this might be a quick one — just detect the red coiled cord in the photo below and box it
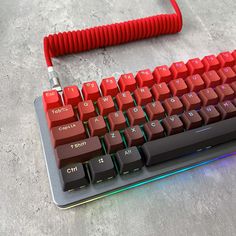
[44,0,182,67]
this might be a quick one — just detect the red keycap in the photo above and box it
[181,92,201,111]
[43,90,62,112]
[51,121,86,147]
[199,106,221,125]
[135,69,155,88]
[163,97,184,116]
[151,83,171,101]
[169,78,188,96]
[97,96,116,116]
[82,81,101,101]
[162,115,184,135]
[233,65,236,74]
[202,70,221,87]
[170,61,189,79]
[143,121,165,141]
[124,126,145,147]
[186,74,205,92]
[108,111,127,131]
[127,106,146,126]
[218,67,236,84]
[217,101,236,119]
[116,91,134,111]
[145,101,165,121]
[186,58,205,75]
[198,88,219,106]
[202,55,220,71]
[78,100,97,121]
[231,81,236,93]
[181,110,202,130]
[217,52,235,67]
[153,65,172,83]
[88,116,107,137]
[47,105,76,128]
[232,50,236,60]
[100,77,119,96]
[118,73,137,92]
[133,87,153,106]
[104,131,124,153]
[215,84,235,102]
[63,85,82,107]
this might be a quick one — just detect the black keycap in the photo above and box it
[142,116,236,166]
[88,155,116,183]
[116,147,144,174]
[60,163,89,191]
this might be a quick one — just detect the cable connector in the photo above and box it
[48,67,62,92]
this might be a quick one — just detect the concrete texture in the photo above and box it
[0,0,236,235]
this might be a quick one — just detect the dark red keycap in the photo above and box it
[145,101,165,121]
[169,78,188,96]
[144,121,165,141]
[100,77,119,97]
[151,83,171,101]
[234,98,236,106]
[97,96,116,116]
[162,115,184,135]
[186,74,205,92]
[218,67,236,84]
[202,70,221,88]
[231,81,236,93]
[199,106,221,124]
[170,61,189,79]
[108,111,127,131]
[78,100,97,121]
[124,126,145,147]
[43,90,62,112]
[133,87,153,106]
[127,106,146,126]
[217,52,235,67]
[181,110,202,130]
[202,55,220,71]
[82,81,101,101]
[104,131,124,153]
[51,121,86,147]
[215,84,235,102]
[116,91,134,111]
[181,92,201,111]
[47,105,76,128]
[198,88,219,106]
[88,116,107,137]
[217,101,236,119]
[136,69,155,88]
[163,97,184,116]
[63,85,82,107]
[118,73,137,92]
[186,58,205,75]
[153,65,172,83]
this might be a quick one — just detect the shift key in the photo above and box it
[55,137,102,168]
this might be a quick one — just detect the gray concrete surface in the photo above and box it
[0,0,236,235]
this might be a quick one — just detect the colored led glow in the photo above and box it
[64,152,236,209]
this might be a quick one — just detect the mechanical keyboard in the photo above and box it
[35,50,236,208]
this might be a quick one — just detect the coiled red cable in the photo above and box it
[44,0,182,67]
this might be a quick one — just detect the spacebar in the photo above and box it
[142,117,236,166]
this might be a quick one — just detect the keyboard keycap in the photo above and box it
[144,121,165,141]
[145,101,165,121]
[181,92,201,111]
[116,147,143,174]
[232,50,236,60]
[97,96,116,116]
[169,78,188,96]
[142,117,236,166]
[63,85,82,107]
[199,105,221,124]
[118,73,137,92]
[153,65,172,83]
[116,91,134,111]
[124,126,145,147]
[88,155,116,183]
[181,110,202,130]
[202,55,220,71]
[186,58,205,75]
[186,74,205,92]
[231,81,236,93]
[170,61,189,79]
[108,111,127,131]
[60,163,89,191]
[217,52,235,67]
[134,87,153,106]
[55,137,102,168]
[43,90,62,111]
[202,70,221,88]
[47,105,76,128]
[136,69,155,88]
[151,83,171,101]
[127,106,146,126]
[199,88,219,106]
[163,96,184,116]
[217,101,236,119]
[100,77,119,97]
[218,67,236,84]
[51,121,86,147]
[88,116,107,137]
[104,131,125,153]
[162,115,184,135]
[82,81,101,101]
[215,84,235,102]
[78,100,97,121]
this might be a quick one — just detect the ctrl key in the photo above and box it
[60,163,89,191]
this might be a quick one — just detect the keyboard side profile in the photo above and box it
[35,50,236,209]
